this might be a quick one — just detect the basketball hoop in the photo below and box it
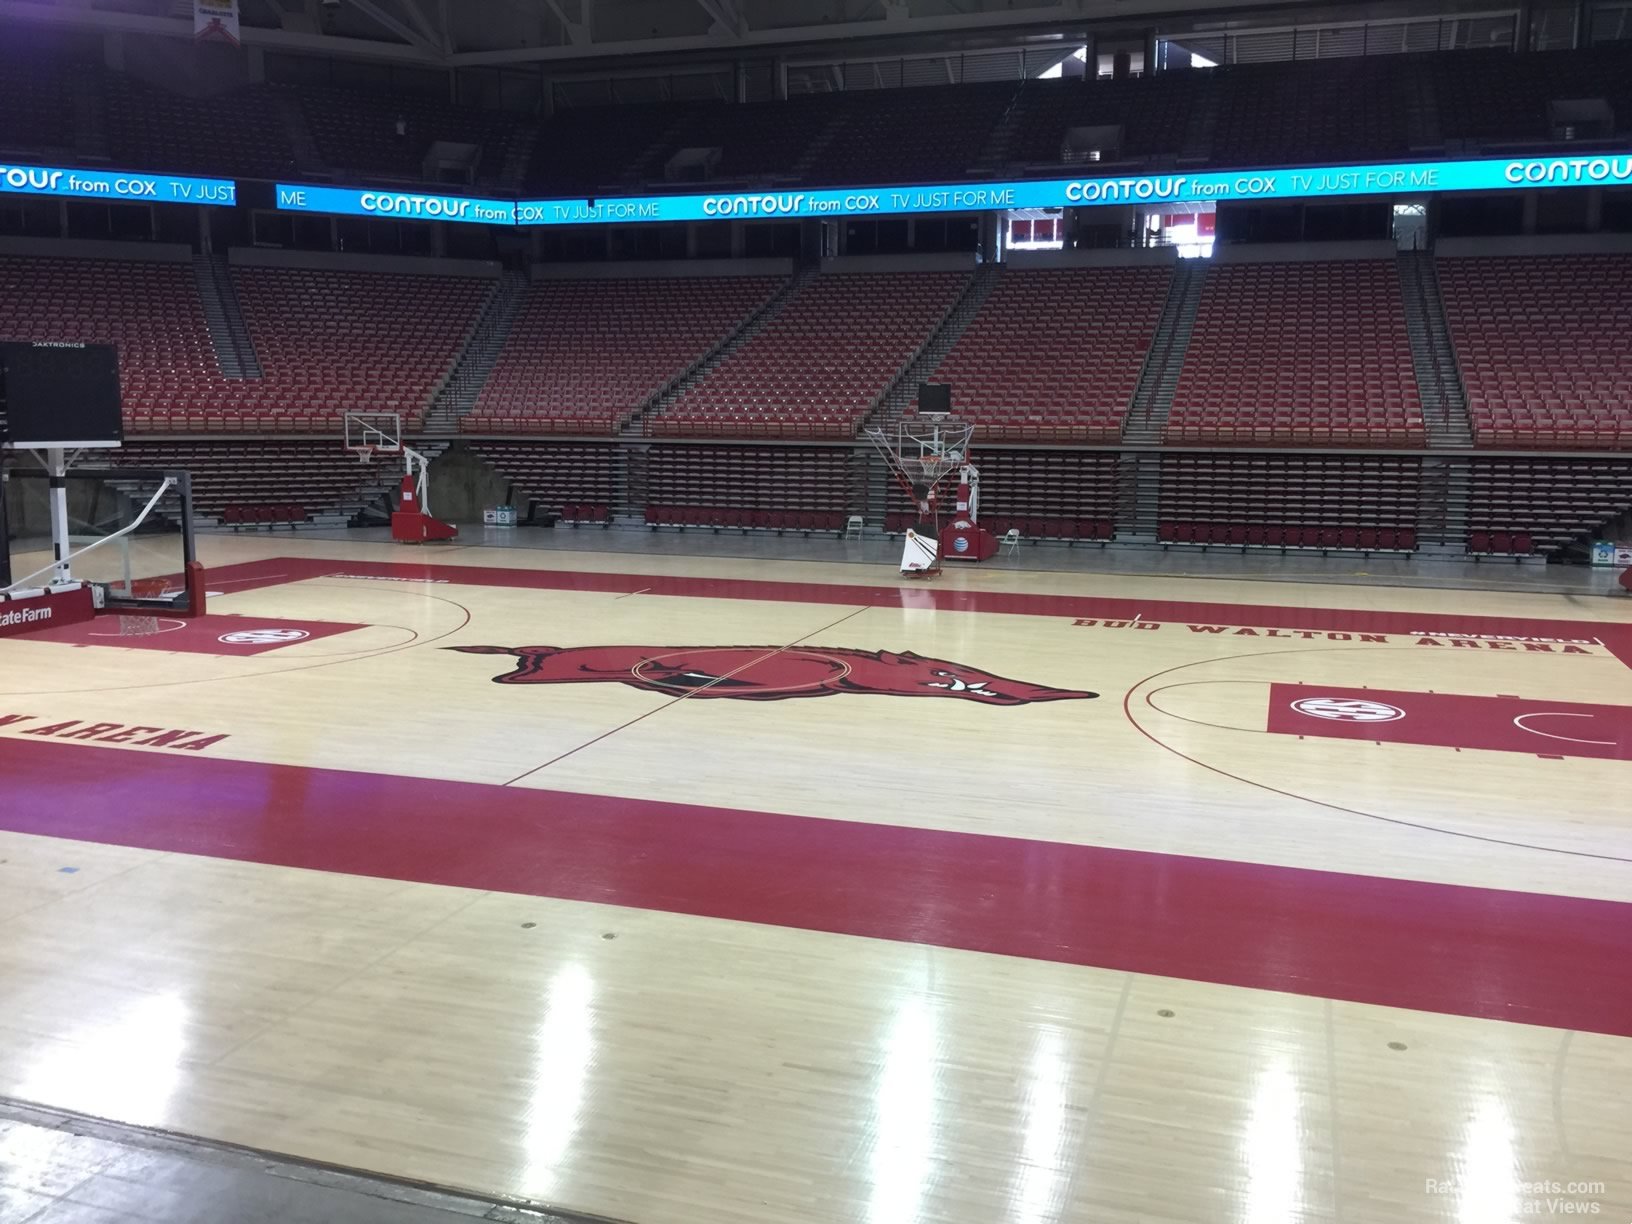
[866,415,974,499]
[340,412,452,540]
[865,415,975,579]
[106,576,175,637]
[125,577,176,599]
[343,412,402,464]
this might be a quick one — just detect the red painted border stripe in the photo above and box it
[4,736,1630,1038]
[208,557,1632,670]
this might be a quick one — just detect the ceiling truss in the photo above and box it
[0,0,1528,73]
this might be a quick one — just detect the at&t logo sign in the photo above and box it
[218,628,310,646]
[1290,696,1405,723]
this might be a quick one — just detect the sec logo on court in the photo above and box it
[1290,696,1406,722]
[217,628,311,645]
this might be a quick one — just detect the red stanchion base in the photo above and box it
[939,523,998,562]
[392,511,458,543]
[0,585,96,638]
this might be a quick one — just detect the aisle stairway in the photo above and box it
[1398,250,1472,448]
[864,263,1002,433]
[1121,261,1205,444]
[631,266,816,436]
[424,270,529,433]
[191,254,263,380]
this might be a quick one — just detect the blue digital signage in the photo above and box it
[265,151,1632,229]
[0,163,235,206]
[10,151,1630,225]
[512,152,1632,226]
[274,183,516,225]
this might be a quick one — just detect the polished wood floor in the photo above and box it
[1,534,1629,1224]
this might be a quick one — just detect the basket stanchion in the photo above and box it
[863,414,977,578]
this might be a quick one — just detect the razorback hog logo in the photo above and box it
[449,644,1096,705]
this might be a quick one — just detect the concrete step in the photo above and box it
[426,269,529,430]
[1397,251,1471,447]
[1124,261,1206,442]
[191,255,254,380]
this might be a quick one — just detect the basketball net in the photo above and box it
[114,613,163,637]
[110,576,176,637]
[865,415,973,504]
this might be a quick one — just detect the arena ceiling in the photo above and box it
[1,0,1515,69]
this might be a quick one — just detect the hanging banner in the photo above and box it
[0,162,235,205]
[272,183,517,225]
[512,151,1632,227]
[195,0,241,47]
[271,149,1632,228]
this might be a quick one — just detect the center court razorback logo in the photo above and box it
[449,644,1096,705]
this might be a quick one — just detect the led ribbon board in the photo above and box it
[274,184,516,225]
[513,151,1632,227]
[0,163,234,206]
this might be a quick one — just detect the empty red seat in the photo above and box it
[930,266,1172,443]
[656,271,968,441]
[1164,259,1426,449]
[465,276,780,437]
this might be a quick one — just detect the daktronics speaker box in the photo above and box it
[0,341,123,449]
[917,382,951,414]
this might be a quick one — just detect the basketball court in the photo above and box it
[2,11,1631,1221]
[1,522,1630,1223]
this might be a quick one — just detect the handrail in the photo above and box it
[3,477,176,594]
